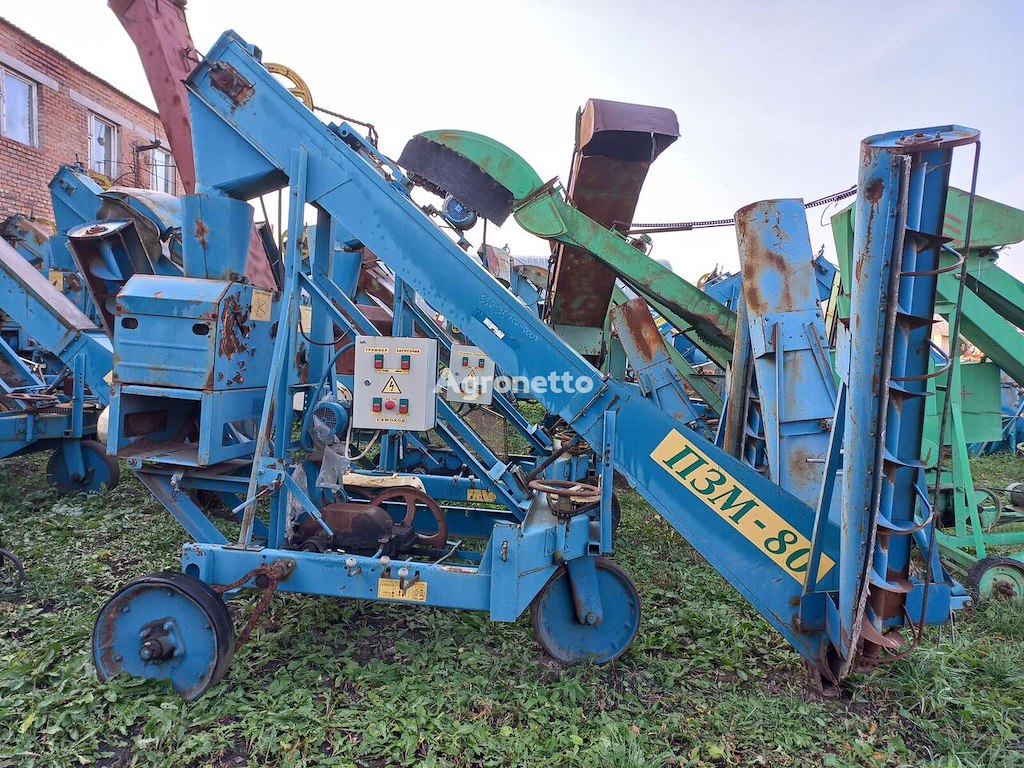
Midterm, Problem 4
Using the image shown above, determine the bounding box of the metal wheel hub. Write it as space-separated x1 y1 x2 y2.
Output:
967 556 1024 601
93 571 235 699
46 440 120 495
530 556 640 664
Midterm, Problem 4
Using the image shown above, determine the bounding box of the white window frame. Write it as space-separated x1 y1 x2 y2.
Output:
0 65 38 147
150 147 176 194
88 113 119 179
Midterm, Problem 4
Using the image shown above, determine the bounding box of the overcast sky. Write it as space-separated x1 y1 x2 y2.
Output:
4 1 1023 279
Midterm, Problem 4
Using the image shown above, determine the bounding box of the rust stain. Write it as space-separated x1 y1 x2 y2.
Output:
866 178 884 205
194 218 209 248
209 62 254 107
218 296 250 360
613 298 664 363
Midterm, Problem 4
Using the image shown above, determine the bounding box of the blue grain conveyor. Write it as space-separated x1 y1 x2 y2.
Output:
88 31 978 698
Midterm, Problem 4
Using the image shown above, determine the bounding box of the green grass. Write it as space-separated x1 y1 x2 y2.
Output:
1 453 1024 767
968 453 1024 492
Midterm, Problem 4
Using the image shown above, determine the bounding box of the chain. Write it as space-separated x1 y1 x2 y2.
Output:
615 184 859 234
212 561 290 649
313 105 379 148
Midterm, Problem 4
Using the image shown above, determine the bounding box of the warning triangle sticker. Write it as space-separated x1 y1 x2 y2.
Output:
382 377 402 394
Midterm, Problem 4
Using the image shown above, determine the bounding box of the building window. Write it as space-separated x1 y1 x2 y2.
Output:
88 114 118 179
0 67 36 146
150 147 176 194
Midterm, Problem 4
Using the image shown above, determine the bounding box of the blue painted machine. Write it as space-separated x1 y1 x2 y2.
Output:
84 30 982 700
0 163 185 494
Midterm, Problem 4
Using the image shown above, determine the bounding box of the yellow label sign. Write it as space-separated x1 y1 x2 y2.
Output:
467 488 497 503
650 430 834 583
250 289 273 322
48 270 64 291
377 577 427 602
382 377 402 394
298 304 312 334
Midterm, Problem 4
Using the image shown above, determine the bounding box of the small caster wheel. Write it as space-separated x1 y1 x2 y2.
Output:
93 571 235 699
967 557 1024 601
0 547 25 592
46 440 120 494
531 556 640 664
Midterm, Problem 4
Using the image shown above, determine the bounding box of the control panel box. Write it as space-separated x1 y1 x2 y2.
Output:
445 344 496 406
353 336 438 431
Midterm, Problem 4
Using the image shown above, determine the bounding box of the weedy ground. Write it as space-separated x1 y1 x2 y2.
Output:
1 453 1023 767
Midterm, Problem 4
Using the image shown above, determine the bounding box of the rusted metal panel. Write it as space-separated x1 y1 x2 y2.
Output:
733 199 836 509
610 297 704 426
612 296 669 364
549 99 679 332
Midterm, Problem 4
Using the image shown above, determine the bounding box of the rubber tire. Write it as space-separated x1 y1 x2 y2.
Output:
0 547 25 590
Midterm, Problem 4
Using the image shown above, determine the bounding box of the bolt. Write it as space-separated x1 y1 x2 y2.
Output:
121 606 130 613
139 629 148 639
173 648 181 658
163 622 173 632
114 654 123 663
584 612 598 625
398 567 409 579
139 647 152 661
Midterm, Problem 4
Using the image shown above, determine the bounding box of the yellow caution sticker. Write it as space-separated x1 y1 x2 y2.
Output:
650 430 834 583
377 577 427 602
382 377 402 395
298 304 312 334
467 488 497 503
48 270 64 291
250 289 273 322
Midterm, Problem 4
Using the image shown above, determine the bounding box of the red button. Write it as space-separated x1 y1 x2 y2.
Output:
384 399 396 411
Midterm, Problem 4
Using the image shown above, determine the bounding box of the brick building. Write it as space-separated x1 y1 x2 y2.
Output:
0 17 180 225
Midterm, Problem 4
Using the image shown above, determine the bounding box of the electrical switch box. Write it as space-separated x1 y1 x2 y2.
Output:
353 336 438 431
445 343 495 406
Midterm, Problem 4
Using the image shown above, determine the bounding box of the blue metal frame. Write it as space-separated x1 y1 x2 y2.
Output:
182 31 833 667
88 28 979 688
